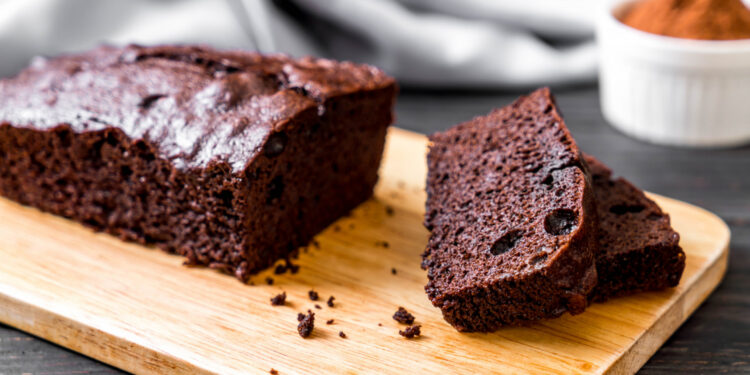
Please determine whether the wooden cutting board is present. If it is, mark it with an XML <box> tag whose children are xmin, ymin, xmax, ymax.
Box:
<box><xmin>0</xmin><ymin>128</ymin><xmax>729</xmax><ymax>374</ymax></box>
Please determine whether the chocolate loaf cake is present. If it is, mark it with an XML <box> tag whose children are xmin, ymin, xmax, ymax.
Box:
<box><xmin>422</xmin><ymin>88</ymin><xmax>599</xmax><ymax>332</ymax></box>
<box><xmin>0</xmin><ymin>45</ymin><xmax>396</xmax><ymax>281</ymax></box>
<box><xmin>585</xmin><ymin>155</ymin><xmax>686</xmax><ymax>301</ymax></box>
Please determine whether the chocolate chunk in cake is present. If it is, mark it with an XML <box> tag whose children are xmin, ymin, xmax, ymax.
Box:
<box><xmin>326</xmin><ymin>319</ymin><xmax>334</xmax><ymax>325</ymax></box>
<box><xmin>297</xmin><ymin>310</ymin><xmax>315</xmax><ymax>338</ymax></box>
<box><xmin>339</xmin><ymin>331</ymin><xmax>347</xmax><ymax>338</ymax></box>
<box><xmin>270</xmin><ymin>292</ymin><xmax>286</xmax><ymax>306</ymax></box>
<box><xmin>399</xmin><ymin>325</ymin><xmax>421</xmax><ymax>338</ymax></box>
<box><xmin>584</xmin><ymin>155</ymin><xmax>686</xmax><ymax>301</ymax></box>
<box><xmin>0</xmin><ymin>44</ymin><xmax>396</xmax><ymax>281</ymax></box>
<box><xmin>327</xmin><ymin>296</ymin><xmax>335</xmax><ymax>307</ymax></box>
<box><xmin>392</xmin><ymin>307</ymin><xmax>415</xmax><ymax>325</ymax></box>
<box><xmin>265</xmin><ymin>277</ymin><xmax>274</xmax><ymax>286</ymax></box>
<box><xmin>422</xmin><ymin>88</ymin><xmax>598</xmax><ymax>332</ymax></box>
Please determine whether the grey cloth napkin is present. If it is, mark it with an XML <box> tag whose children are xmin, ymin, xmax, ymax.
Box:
<box><xmin>0</xmin><ymin>0</ymin><xmax>598</xmax><ymax>88</ymax></box>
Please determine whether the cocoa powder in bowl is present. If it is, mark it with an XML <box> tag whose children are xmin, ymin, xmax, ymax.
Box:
<box><xmin>621</xmin><ymin>0</ymin><xmax>750</xmax><ymax>40</ymax></box>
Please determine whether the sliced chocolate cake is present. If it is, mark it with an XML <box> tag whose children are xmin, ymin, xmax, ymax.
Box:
<box><xmin>584</xmin><ymin>155</ymin><xmax>685</xmax><ymax>301</ymax></box>
<box><xmin>422</xmin><ymin>88</ymin><xmax>599</xmax><ymax>332</ymax></box>
<box><xmin>0</xmin><ymin>45</ymin><xmax>396</xmax><ymax>281</ymax></box>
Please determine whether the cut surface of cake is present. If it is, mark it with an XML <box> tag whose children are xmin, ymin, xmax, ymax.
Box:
<box><xmin>584</xmin><ymin>155</ymin><xmax>686</xmax><ymax>301</ymax></box>
<box><xmin>0</xmin><ymin>44</ymin><xmax>396</xmax><ymax>281</ymax></box>
<box><xmin>422</xmin><ymin>88</ymin><xmax>598</xmax><ymax>332</ymax></box>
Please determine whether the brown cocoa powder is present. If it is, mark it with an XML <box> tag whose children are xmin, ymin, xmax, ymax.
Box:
<box><xmin>622</xmin><ymin>0</ymin><xmax>750</xmax><ymax>40</ymax></box>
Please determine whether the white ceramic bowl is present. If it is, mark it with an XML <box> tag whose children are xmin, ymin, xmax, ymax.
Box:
<box><xmin>597</xmin><ymin>0</ymin><xmax>750</xmax><ymax>147</ymax></box>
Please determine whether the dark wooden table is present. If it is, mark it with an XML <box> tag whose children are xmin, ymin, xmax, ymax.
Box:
<box><xmin>2</xmin><ymin>86</ymin><xmax>748</xmax><ymax>374</ymax></box>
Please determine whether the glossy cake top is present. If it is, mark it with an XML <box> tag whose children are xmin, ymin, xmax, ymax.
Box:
<box><xmin>0</xmin><ymin>45</ymin><xmax>394</xmax><ymax>171</ymax></box>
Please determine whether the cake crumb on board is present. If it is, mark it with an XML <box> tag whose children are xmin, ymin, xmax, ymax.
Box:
<box><xmin>297</xmin><ymin>310</ymin><xmax>315</xmax><ymax>338</ymax></box>
<box><xmin>393</xmin><ymin>307</ymin><xmax>415</xmax><ymax>325</ymax></box>
<box><xmin>270</xmin><ymin>292</ymin><xmax>286</xmax><ymax>306</ymax></box>
<box><xmin>399</xmin><ymin>325</ymin><xmax>421</xmax><ymax>339</ymax></box>
<box><xmin>308</xmin><ymin>290</ymin><xmax>319</xmax><ymax>301</ymax></box>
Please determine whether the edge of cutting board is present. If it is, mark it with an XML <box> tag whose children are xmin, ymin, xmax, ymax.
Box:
<box><xmin>604</xmin><ymin>194</ymin><xmax>729</xmax><ymax>374</ymax></box>
<box><xmin>0</xmin><ymin>127</ymin><xmax>731</xmax><ymax>374</ymax></box>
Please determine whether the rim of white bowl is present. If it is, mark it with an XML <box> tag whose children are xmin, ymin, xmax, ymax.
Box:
<box><xmin>602</xmin><ymin>0</ymin><xmax>750</xmax><ymax>54</ymax></box>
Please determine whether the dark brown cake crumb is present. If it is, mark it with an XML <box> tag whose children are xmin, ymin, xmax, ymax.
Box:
<box><xmin>311</xmin><ymin>240</ymin><xmax>320</xmax><ymax>249</ymax></box>
<box><xmin>297</xmin><ymin>310</ymin><xmax>315</xmax><ymax>338</ymax></box>
<box><xmin>265</xmin><ymin>277</ymin><xmax>274</xmax><ymax>285</ymax></box>
<box><xmin>385</xmin><ymin>205</ymin><xmax>395</xmax><ymax>216</ymax></box>
<box><xmin>273</xmin><ymin>259</ymin><xmax>300</xmax><ymax>275</ymax></box>
<box><xmin>393</xmin><ymin>307</ymin><xmax>415</xmax><ymax>325</ymax></box>
<box><xmin>326</xmin><ymin>319</ymin><xmax>334</xmax><ymax>325</ymax></box>
<box><xmin>378</xmin><ymin>323</ymin><xmax>383</xmax><ymax>327</ymax></box>
<box><xmin>399</xmin><ymin>325</ymin><xmax>421</xmax><ymax>339</ymax></box>
<box><xmin>270</xmin><ymin>369</ymin><xmax>278</xmax><ymax>375</ymax></box>
<box><xmin>327</xmin><ymin>296</ymin><xmax>335</xmax><ymax>307</ymax></box>
<box><xmin>270</xmin><ymin>292</ymin><xmax>286</xmax><ymax>306</ymax></box>
<box><xmin>391</xmin><ymin>268</ymin><xmax>397</xmax><ymax>275</ymax></box>
<box><xmin>286</xmin><ymin>259</ymin><xmax>300</xmax><ymax>274</ymax></box>
<box><xmin>339</xmin><ymin>331</ymin><xmax>347</xmax><ymax>338</ymax></box>
<box><xmin>333</xmin><ymin>225</ymin><xmax>341</xmax><ymax>232</ymax></box>
<box><xmin>314</xmin><ymin>304</ymin><xmax>322</xmax><ymax>309</ymax></box>
<box><xmin>375</xmin><ymin>240</ymin><xmax>390</xmax><ymax>248</ymax></box>
<box><xmin>308</xmin><ymin>290</ymin><xmax>319</xmax><ymax>301</ymax></box>
<box><xmin>274</xmin><ymin>264</ymin><xmax>287</xmax><ymax>275</ymax></box>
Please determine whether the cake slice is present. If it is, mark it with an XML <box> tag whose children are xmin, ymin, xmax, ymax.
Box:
<box><xmin>422</xmin><ymin>88</ymin><xmax>599</xmax><ymax>332</ymax></box>
<box><xmin>584</xmin><ymin>155</ymin><xmax>686</xmax><ymax>301</ymax></box>
<box><xmin>0</xmin><ymin>45</ymin><xmax>396</xmax><ymax>281</ymax></box>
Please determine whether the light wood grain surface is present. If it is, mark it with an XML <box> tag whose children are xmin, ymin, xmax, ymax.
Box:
<box><xmin>0</xmin><ymin>128</ymin><xmax>730</xmax><ymax>374</ymax></box>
